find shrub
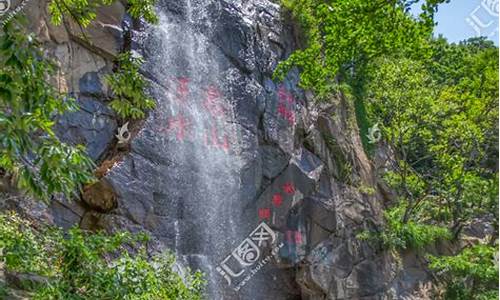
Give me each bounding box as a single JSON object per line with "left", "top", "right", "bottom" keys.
{"left": 49, "top": 0, "right": 158, "bottom": 28}
{"left": 0, "top": 212, "right": 205, "bottom": 299}
{"left": 359, "top": 203, "right": 452, "bottom": 251}
{"left": 429, "top": 244, "right": 498, "bottom": 300}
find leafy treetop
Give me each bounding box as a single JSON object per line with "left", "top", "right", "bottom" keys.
{"left": 49, "top": 0, "right": 159, "bottom": 28}
{"left": 274, "top": 0, "right": 449, "bottom": 100}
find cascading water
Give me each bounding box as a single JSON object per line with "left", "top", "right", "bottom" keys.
{"left": 136, "top": 1, "right": 265, "bottom": 298}
{"left": 121, "top": 0, "right": 318, "bottom": 298}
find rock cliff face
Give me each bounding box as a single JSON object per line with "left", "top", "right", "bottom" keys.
{"left": 4, "top": 0, "right": 409, "bottom": 299}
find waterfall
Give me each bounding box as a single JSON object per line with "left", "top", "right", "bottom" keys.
{"left": 124, "top": 0, "right": 311, "bottom": 298}
{"left": 137, "top": 1, "right": 256, "bottom": 298}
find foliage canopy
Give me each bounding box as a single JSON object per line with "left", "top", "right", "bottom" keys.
{"left": 274, "top": 0, "right": 448, "bottom": 100}
{"left": 49, "top": 0, "right": 158, "bottom": 28}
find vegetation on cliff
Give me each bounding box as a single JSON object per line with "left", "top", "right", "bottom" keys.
{"left": 278, "top": 0, "right": 498, "bottom": 298}
{"left": 0, "top": 0, "right": 159, "bottom": 199}
{"left": 0, "top": 19, "right": 95, "bottom": 200}
{"left": 48, "top": 0, "right": 158, "bottom": 27}
{"left": 105, "top": 52, "right": 156, "bottom": 120}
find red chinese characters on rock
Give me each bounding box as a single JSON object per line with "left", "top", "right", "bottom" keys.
{"left": 173, "top": 77, "right": 190, "bottom": 105}
{"left": 162, "top": 77, "right": 192, "bottom": 141}
{"left": 256, "top": 182, "right": 296, "bottom": 221}
{"left": 277, "top": 85, "right": 295, "bottom": 125}
{"left": 294, "top": 231, "right": 302, "bottom": 244}
{"left": 162, "top": 78, "right": 233, "bottom": 153}
{"left": 163, "top": 114, "right": 192, "bottom": 141}
{"left": 204, "top": 125, "right": 230, "bottom": 153}
{"left": 203, "top": 85, "right": 226, "bottom": 118}
{"left": 255, "top": 182, "right": 299, "bottom": 231}
{"left": 258, "top": 208, "right": 271, "bottom": 220}
{"left": 282, "top": 182, "right": 295, "bottom": 195}
{"left": 201, "top": 85, "right": 231, "bottom": 152}
{"left": 272, "top": 193, "right": 283, "bottom": 207}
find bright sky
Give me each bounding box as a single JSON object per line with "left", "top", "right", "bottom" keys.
{"left": 414, "top": 0, "right": 499, "bottom": 45}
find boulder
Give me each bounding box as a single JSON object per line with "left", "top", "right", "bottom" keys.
{"left": 82, "top": 178, "right": 117, "bottom": 212}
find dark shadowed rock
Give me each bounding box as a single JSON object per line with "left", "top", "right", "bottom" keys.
{"left": 5, "top": 271, "right": 49, "bottom": 291}
{"left": 55, "top": 97, "right": 117, "bottom": 160}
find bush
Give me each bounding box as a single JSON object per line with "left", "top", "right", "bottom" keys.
{"left": 49, "top": 0, "right": 158, "bottom": 28}
{"left": 0, "top": 212, "right": 204, "bottom": 299}
{"left": 429, "top": 244, "right": 498, "bottom": 300}
{"left": 359, "top": 203, "right": 451, "bottom": 251}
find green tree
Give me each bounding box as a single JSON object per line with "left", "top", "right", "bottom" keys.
{"left": 278, "top": 1, "right": 498, "bottom": 298}
{"left": 0, "top": 19, "right": 94, "bottom": 200}
{"left": 361, "top": 38, "right": 499, "bottom": 300}
{"left": 274, "top": 0, "right": 447, "bottom": 100}
{"left": 365, "top": 40, "right": 498, "bottom": 234}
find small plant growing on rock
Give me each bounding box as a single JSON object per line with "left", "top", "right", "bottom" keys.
{"left": 358, "top": 184, "right": 376, "bottom": 196}
{"left": 105, "top": 51, "right": 156, "bottom": 120}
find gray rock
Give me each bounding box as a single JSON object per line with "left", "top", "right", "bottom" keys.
{"left": 49, "top": 199, "right": 87, "bottom": 229}
{"left": 55, "top": 97, "right": 117, "bottom": 160}
{"left": 5, "top": 271, "right": 49, "bottom": 291}
{"left": 65, "top": 1, "right": 125, "bottom": 56}
{"left": 101, "top": 0, "right": 392, "bottom": 298}
{"left": 260, "top": 145, "right": 289, "bottom": 179}
{"left": 79, "top": 72, "right": 104, "bottom": 97}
